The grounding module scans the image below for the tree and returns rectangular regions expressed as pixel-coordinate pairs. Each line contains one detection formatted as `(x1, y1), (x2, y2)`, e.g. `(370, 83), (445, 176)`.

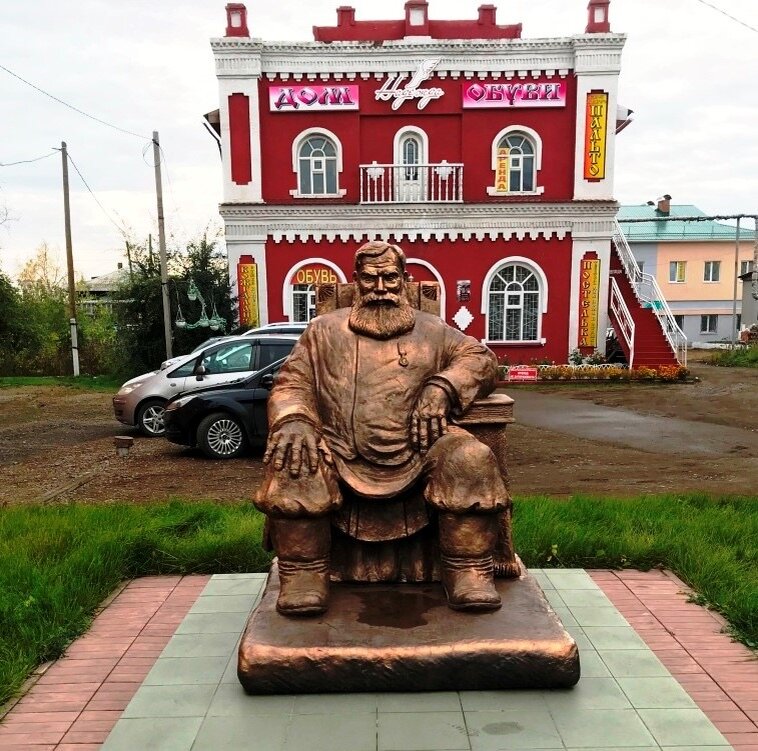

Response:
(17, 242), (67, 296)
(114, 230), (236, 377)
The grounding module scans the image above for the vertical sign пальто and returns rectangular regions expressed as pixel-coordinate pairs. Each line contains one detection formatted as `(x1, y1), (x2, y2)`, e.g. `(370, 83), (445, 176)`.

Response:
(584, 91), (608, 181)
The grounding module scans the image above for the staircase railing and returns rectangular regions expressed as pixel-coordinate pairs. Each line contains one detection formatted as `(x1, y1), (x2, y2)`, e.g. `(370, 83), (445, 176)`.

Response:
(609, 277), (635, 369)
(612, 220), (688, 366)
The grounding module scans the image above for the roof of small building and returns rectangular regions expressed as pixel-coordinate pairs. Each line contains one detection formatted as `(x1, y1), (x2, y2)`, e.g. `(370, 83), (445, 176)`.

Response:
(618, 204), (757, 242)
(83, 268), (129, 294)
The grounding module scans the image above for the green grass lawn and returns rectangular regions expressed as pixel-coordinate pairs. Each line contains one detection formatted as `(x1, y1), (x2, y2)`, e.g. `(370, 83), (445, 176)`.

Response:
(0, 495), (755, 707)
(705, 346), (758, 368)
(0, 375), (122, 392)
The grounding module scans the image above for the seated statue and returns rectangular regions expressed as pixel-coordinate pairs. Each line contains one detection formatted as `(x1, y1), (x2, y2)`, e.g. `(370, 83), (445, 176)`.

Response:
(255, 241), (510, 616)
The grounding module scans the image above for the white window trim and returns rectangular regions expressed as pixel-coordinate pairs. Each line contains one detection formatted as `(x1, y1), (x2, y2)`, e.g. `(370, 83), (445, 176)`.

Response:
(406, 257), (446, 320)
(290, 127), (347, 198)
(703, 261), (721, 283)
(487, 125), (545, 197)
(282, 258), (347, 320)
(480, 256), (548, 344)
(700, 314), (718, 334)
(393, 126), (430, 165)
(669, 261), (687, 284)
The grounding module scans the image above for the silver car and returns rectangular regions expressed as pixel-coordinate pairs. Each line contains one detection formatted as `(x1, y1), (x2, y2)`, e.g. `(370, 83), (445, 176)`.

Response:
(112, 334), (299, 436)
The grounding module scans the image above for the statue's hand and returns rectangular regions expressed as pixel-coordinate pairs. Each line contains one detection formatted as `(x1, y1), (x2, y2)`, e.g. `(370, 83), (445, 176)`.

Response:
(263, 420), (322, 478)
(411, 384), (450, 454)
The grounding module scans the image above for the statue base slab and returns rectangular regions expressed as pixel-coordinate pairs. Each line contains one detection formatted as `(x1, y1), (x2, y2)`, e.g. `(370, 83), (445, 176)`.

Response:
(237, 562), (580, 694)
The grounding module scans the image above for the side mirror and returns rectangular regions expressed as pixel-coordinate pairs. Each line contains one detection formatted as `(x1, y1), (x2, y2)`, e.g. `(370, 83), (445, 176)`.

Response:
(195, 364), (207, 381)
(260, 373), (275, 390)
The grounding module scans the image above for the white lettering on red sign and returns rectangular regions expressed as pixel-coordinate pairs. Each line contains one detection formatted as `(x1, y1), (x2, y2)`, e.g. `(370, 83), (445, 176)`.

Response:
(508, 366), (539, 382)
(269, 85), (359, 111)
(375, 59), (444, 111)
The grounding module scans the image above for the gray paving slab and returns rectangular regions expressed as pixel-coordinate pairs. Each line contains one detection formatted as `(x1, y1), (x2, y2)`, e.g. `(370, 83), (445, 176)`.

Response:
(101, 572), (735, 751)
(512, 390), (758, 457)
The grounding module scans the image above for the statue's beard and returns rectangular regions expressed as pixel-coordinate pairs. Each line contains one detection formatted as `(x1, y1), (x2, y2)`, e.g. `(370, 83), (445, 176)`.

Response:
(348, 292), (416, 340)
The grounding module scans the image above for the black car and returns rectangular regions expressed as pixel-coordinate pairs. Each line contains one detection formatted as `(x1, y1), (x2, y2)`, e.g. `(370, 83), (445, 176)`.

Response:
(163, 358), (284, 459)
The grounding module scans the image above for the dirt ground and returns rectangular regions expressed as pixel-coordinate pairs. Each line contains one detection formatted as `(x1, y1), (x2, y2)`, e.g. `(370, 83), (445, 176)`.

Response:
(0, 352), (755, 504)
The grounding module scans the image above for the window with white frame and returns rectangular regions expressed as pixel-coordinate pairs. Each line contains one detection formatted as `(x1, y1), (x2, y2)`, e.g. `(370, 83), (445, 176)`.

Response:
(291, 284), (316, 323)
(700, 314), (717, 334)
(488, 127), (543, 196)
(703, 260), (720, 282)
(674, 314), (685, 330)
(487, 263), (541, 341)
(291, 129), (345, 198)
(669, 261), (686, 283)
(740, 260), (754, 276)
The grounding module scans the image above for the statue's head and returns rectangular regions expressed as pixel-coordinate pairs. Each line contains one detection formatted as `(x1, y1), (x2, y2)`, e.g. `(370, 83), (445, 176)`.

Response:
(349, 241), (415, 339)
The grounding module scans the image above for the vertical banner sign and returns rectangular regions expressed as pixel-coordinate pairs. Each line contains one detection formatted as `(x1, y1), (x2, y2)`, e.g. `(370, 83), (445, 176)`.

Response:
(578, 254), (601, 347)
(584, 91), (608, 181)
(495, 148), (509, 193)
(237, 258), (260, 328)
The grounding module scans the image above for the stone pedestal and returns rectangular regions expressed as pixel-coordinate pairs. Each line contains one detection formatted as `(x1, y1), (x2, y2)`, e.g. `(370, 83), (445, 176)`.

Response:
(238, 564), (580, 694)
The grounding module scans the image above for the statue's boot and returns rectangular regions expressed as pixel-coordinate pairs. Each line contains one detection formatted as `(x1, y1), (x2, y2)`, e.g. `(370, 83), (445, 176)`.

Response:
(439, 513), (502, 612)
(270, 517), (330, 617)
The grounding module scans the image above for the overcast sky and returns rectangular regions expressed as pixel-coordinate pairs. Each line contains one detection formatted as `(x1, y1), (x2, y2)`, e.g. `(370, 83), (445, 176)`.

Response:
(1, 0), (756, 279)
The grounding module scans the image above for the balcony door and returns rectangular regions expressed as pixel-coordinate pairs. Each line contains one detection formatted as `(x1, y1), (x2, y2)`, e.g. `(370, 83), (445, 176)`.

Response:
(394, 128), (428, 202)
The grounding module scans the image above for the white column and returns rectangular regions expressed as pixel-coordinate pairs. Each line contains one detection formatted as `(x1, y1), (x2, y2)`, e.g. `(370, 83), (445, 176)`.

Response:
(213, 41), (263, 204)
(227, 236), (269, 325)
(572, 38), (624, 201)
(569, 235), (612, 355)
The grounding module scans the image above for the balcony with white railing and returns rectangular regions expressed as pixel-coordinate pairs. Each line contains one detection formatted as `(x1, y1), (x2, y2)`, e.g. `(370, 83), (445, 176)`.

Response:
(359, 162), (464, 204)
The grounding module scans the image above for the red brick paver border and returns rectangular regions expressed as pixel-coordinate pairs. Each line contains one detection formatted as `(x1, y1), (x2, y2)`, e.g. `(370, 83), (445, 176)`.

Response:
(593, 569), (758, 751)
(0, 575), (208, 751)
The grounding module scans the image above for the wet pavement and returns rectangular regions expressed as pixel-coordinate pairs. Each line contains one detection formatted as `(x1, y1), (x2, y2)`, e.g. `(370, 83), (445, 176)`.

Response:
(508, 391), (758, 458)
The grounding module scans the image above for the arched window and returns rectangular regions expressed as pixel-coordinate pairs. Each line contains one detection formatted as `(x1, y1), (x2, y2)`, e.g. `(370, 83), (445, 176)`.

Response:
(401, 133), (421, 180)
(487, 263), (542, 341)
(290, 129), (345, 198)
(488, 126), (544, 196)
(291, 284), (316, 323)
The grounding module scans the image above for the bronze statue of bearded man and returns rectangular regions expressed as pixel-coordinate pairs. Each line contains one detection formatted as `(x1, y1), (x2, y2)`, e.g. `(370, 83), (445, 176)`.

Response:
(254, 241), (509, 616)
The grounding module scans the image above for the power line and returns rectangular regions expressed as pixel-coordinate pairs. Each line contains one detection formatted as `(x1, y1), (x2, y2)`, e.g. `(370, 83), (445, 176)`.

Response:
(0, 150), (57, 167)
(0, 62), (151, 141)
(693, 0), (758, 34)
(157, 145), (189, 237)
(65, 150), (128, 237)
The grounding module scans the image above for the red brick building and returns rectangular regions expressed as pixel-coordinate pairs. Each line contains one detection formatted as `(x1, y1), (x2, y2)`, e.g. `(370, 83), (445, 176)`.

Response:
(211, 0), (676, 365)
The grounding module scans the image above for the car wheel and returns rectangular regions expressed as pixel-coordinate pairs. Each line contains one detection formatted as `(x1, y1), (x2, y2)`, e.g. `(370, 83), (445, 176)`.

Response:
(137, 399), (167, 437)
(197, 412), (247, 459)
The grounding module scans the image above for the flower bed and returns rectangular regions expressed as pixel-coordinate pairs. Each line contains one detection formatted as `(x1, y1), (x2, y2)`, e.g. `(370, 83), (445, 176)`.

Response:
(497, 363), (690, 383)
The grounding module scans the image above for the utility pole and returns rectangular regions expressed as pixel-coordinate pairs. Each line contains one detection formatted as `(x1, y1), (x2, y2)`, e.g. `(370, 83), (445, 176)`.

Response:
(152, 131), (173, 360)
(731, 218), (741, 347)
(60, 141), (80, 377)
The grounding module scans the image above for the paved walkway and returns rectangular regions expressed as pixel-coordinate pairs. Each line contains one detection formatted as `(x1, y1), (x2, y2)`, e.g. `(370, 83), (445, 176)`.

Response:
(1, 571), (755, 750)
(509, 391), (758, 457)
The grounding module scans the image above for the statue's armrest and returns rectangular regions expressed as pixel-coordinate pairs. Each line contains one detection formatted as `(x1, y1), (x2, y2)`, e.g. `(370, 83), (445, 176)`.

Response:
(453, 393), (515, 427)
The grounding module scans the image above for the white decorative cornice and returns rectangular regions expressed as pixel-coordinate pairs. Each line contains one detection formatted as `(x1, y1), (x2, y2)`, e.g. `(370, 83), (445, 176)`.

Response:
(220, 202), (618, 243)
(211, 35), (626, 80)
(572, 34), (626, 75)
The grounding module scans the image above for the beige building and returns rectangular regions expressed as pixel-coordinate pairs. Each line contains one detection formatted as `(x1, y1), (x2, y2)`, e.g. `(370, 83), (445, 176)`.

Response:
(619, 200), (756, 344)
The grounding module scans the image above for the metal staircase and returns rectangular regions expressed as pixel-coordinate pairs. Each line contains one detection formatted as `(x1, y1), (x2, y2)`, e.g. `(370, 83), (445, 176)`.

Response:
(609, 220), (687, 367)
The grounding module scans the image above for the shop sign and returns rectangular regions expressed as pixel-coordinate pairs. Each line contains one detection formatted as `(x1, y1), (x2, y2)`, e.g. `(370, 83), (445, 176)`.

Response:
(375, 59), (444, 111)
(584, 91), (608, 180)
(495, 147), (509, 192)
(290, 265), (339, 286)
(462, 81), (566, 108)
(508, 366), (539, 382)
(578, 255), (600, 347)
(237, 260), (260, 328)
(269, 85), (359, 111)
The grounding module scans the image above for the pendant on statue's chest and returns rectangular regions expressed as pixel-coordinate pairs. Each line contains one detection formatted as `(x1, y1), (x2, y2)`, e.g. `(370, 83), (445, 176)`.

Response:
(397, 342), (409, 367)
